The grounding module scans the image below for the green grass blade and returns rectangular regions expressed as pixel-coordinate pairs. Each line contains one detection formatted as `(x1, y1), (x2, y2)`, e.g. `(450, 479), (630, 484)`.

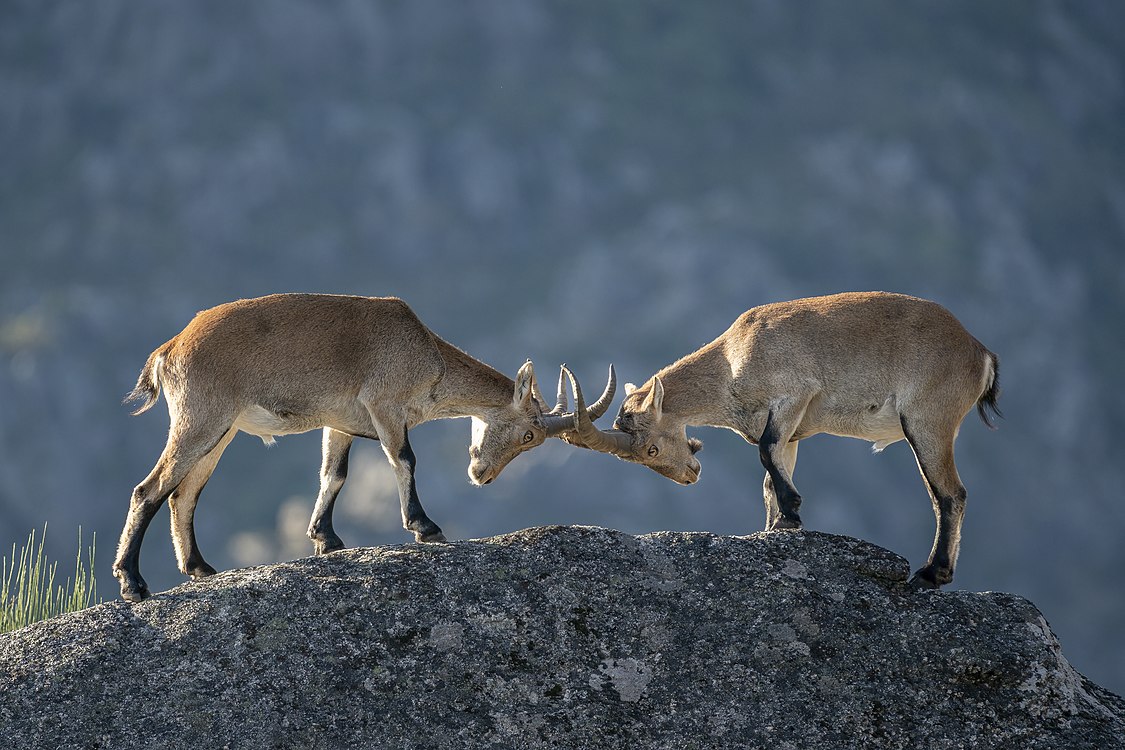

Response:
(0, 524), (101, 633)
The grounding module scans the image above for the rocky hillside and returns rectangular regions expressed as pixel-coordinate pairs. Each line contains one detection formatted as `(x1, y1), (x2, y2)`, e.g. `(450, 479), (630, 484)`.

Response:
(1, 526), (1121, 749)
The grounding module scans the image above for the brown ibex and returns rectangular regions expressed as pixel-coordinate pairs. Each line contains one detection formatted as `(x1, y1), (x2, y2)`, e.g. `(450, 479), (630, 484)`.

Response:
(116, 293), (615, 602)
(567, 292), (999, 588)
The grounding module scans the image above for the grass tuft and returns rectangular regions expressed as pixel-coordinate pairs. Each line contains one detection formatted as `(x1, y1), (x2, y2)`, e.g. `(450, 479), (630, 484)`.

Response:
(1, 525), (100, 633)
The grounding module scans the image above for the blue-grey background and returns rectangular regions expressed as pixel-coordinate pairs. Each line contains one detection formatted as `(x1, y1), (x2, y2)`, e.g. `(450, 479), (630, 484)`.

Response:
(3, 2), (1123, 694)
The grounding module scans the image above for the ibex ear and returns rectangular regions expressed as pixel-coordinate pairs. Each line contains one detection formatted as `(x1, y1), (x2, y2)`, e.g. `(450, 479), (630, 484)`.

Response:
(624, 383), (638, 396)
(514, 360), (536, 407)
(641, 377), (664, 419)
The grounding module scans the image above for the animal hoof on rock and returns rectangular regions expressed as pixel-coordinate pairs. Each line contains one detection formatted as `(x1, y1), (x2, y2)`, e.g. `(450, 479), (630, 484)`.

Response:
(313, 536), (346, 555)
(119, 582), (150, 603)
(114, 567), (150, 603)
(187, 562), (218, 580)
(908, 571), (941, 590)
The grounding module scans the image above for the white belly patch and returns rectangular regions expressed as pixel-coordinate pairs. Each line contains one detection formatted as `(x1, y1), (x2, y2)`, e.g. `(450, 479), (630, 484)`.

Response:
(817, 397), (904, 453)
(234, 405), (293, 446)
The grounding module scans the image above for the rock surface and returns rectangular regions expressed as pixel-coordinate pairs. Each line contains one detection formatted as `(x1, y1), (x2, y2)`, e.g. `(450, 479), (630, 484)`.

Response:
(1, 526), (1122, 749)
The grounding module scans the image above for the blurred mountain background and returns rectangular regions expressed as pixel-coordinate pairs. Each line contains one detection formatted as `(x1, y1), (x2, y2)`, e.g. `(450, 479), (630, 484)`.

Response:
(2, 1), (1123, 693)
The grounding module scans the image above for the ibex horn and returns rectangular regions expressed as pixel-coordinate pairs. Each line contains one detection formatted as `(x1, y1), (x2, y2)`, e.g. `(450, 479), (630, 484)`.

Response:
(586, 364), (616, 420)
(547, 365), (569, 416)
(541, 364), (617, 437)
(563, 365), (633, 457)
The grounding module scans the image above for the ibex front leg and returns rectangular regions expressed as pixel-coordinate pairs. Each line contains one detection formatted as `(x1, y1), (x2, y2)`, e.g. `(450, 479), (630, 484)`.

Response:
(758, 398), (809, 530)
(308, 427), (353, 555)
(373, 416), (446, 544)
(762, 438), (799, 531)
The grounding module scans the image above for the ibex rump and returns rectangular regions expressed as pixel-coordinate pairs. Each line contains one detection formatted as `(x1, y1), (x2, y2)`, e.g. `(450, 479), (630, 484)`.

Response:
(568, 292), (999, 588)
(116, 293), (614, 602)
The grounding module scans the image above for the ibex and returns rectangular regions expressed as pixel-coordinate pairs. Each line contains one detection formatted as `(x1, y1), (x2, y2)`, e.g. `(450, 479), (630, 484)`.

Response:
(115, 293), (615, 602)
(567, 291), (999, 588)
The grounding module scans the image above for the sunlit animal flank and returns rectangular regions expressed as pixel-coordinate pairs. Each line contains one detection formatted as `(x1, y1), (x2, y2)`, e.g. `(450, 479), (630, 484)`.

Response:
(568, 292), (999, 588)
(115, 293), (615, 602)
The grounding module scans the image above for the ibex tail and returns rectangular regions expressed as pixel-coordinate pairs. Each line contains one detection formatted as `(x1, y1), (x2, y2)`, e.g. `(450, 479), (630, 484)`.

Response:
(976, 351), (1002, 429)
(124, 342), (170, 416)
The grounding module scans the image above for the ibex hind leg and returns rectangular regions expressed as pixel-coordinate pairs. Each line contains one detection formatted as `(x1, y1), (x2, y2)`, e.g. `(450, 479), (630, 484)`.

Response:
(308, 427), (353, 555)
(900, 414), (966, 589)
(114, 422), (234, 601)
(169, 426), (237, 580)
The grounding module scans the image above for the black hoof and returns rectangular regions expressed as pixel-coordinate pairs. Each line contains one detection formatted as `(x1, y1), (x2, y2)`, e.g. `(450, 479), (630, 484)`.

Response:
(118, 579), (150, 603)
(908, 571), (942, 590)
(312, 535), (346, 555)
(769, 516), (803, 531)
(114, 567), (150, 603)
(408, 517), (445, 544)
(186, 562), (218, 580)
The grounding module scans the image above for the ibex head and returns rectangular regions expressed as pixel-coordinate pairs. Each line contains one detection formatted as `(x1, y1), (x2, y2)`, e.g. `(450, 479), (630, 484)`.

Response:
(468, 361), (616, 486)
(564, 367), (703, 485)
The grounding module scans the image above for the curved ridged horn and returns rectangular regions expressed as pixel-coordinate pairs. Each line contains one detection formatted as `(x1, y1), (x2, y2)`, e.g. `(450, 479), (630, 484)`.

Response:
(563, 365), (633, 457)
(547, 365), (569, 416)
(585, 364), (616, 420)
(540, 364), (616, 437)
(541, 412), (575, 437)
(528, 361), (553, 414)
(539, 365), (571, 436)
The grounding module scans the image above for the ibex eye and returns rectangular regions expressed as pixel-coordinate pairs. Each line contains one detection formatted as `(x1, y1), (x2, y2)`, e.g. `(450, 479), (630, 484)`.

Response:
(647, 444), (659, 457)
(523, 430), (535, 444)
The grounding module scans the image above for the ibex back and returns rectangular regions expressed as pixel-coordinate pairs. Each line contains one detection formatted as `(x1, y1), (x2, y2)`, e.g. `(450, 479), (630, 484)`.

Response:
(116, 293), (615, 602)
(569, 291), (999, 588)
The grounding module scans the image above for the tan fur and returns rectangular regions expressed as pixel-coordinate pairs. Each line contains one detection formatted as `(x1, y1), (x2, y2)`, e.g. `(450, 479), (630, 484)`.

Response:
(589, 292), (999, 588)
(114, 293), (559, 601)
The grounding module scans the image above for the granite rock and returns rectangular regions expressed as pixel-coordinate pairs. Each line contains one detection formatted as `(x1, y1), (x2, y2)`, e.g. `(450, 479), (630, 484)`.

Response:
(1, 526), (1122, 749)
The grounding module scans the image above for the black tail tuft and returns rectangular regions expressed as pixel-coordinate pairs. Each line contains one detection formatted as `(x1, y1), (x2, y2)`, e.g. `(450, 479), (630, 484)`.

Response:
(976, 352), (1002, 429)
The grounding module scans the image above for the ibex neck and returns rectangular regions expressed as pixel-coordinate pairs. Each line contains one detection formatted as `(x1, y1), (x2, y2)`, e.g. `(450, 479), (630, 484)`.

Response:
(428, 335), (514, 420)
(654, 343), (734, 427)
